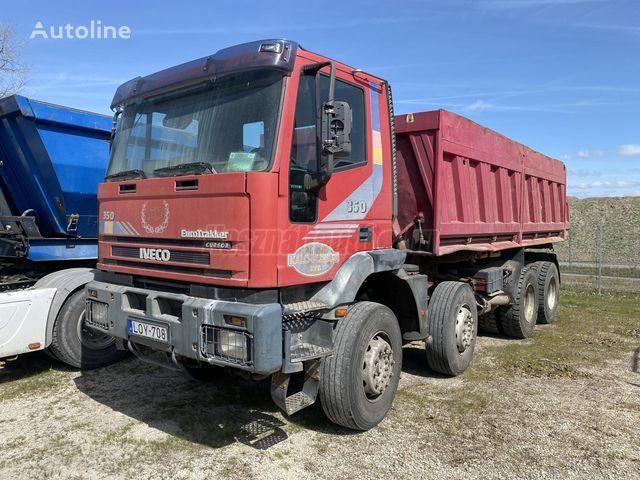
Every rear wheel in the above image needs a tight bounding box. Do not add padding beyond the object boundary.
[426,281,478,376]
[534,261,560,324]
[319,302,402,431]
[48,289,125,369]
[499,268,538,339]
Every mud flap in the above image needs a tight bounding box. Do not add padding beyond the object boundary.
[270,360,320,415]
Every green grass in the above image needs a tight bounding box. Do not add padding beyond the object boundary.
[0,358,72,401]
[466,287,640,381]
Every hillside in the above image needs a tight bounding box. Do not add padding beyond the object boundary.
[555,196,640,269]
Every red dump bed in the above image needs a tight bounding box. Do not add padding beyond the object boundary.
[394,110,568,256]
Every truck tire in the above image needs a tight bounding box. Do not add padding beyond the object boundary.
[478,310,502,335]
[499,268,538,339]
[534,261,560,324]
[319,302,402,431]
[426,281,478,376]
[48,289,125,369]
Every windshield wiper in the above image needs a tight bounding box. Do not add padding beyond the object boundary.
[153,162,213,177]
[105,169,147,182]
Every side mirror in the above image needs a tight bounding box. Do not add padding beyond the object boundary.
[299,61,352,192]
[321,100,352,157]
[304,100,351,192]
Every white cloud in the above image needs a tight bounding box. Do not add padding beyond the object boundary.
[26,73,125,93]
[573,180,638,189]
[575,149,604,158]
[617,144,640,157]
[467,100,494,111]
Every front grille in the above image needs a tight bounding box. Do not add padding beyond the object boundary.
[102,259,231,278]
[201,325,252,366]
[105,235,207,247]
[86,301,109,331]
[111,245,210,265]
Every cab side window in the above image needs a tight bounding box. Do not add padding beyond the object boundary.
[289,72,318,223]
[318,77,366,169]
[289,72,366,223]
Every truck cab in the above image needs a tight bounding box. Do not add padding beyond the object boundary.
[95,40,394,289]
[86,39,567,430]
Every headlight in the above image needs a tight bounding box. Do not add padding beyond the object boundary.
[87,301,109,330]
[216,329,249,362]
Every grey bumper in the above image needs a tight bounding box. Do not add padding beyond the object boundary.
[85,281,283,375]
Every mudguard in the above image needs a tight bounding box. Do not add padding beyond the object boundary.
[33,268,97,346]
[311,249,406,307]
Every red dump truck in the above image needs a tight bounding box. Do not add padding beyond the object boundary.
[85,40,568,430]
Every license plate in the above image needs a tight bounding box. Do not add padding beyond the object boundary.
[127,319,169,343]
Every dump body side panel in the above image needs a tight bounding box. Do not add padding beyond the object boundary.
[0,95,111,260]
[394,109,568,256]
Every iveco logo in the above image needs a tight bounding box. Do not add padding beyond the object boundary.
[139,248,170,262]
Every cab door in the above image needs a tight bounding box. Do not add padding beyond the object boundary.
[277,62,387,287]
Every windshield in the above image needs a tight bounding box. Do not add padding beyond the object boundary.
[107,69,284,179]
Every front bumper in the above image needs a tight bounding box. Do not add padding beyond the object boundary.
[85,280,283,375]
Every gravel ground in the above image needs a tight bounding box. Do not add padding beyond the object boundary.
[1,288,639,479]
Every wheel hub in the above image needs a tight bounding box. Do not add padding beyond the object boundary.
[362,334,394,397]
[454,305,475,354]
[523,284,536,324]
[547,277,557,311]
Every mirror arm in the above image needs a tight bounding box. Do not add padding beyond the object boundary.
[109,107,122,151]
[324,63,336,177]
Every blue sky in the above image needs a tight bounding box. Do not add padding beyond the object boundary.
[4,0,639,198]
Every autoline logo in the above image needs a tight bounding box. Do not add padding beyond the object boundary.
[30,20,131,40]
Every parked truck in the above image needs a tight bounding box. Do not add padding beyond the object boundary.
[85,40,568,430]
[0,95,123,368]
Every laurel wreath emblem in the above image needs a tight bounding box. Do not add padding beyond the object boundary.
[141,201,170,234]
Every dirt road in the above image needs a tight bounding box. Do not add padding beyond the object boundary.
[1,288,639,479]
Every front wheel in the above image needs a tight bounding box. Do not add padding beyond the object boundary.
[319,302,402,431]
[48,289,125,369]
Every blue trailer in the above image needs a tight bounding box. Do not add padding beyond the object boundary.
[0,95,123,368]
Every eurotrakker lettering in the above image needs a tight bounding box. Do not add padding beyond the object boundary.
[181,229,229,240]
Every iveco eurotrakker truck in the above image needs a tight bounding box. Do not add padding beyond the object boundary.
[85,40,568,430]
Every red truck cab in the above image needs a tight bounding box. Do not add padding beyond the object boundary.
[96,41,394,289]
[86,40,567,431]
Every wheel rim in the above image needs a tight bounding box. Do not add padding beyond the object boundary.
[523,284,536,324]
[547,276,557,311]
[76,309,115,351]
[454,304,475,354]
[362,332,394,399]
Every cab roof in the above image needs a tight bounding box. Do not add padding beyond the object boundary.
[111,39,299,109]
